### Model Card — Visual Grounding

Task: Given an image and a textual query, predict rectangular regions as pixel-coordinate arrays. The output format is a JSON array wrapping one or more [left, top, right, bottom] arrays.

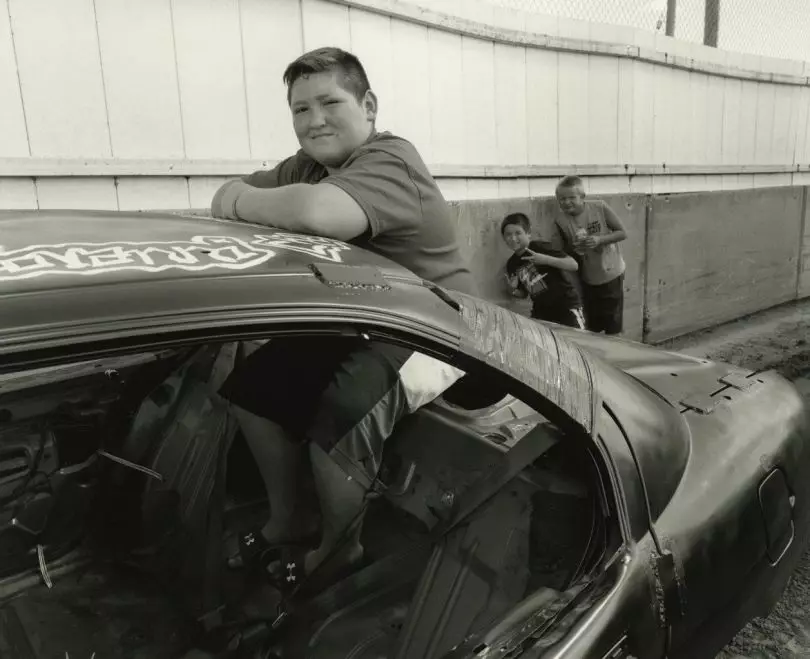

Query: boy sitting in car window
[[210, 47, 476, 589]]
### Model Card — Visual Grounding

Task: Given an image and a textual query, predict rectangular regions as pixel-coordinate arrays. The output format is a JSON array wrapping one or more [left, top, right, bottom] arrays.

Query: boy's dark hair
[[501, 212, 531, 235], [283, 47, 371, 104], [557, 175, 585, 191]]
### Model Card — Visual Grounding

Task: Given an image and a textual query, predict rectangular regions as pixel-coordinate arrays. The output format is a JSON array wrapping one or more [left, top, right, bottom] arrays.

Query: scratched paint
[[455, 293, 594, 433], [0, 233, 351, 281]]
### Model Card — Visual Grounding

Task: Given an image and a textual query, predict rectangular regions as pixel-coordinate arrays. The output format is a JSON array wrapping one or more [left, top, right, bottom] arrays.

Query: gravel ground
[[657, 300, 810, 659]]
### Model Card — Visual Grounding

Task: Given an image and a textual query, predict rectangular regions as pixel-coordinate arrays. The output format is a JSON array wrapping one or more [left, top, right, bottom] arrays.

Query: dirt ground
[[657, 299, 810, 659], [659, 299, 810, 382]]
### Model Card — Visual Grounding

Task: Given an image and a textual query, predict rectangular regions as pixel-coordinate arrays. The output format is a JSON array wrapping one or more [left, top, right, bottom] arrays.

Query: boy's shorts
[[219, 337, 463, 487], [582, 273, 624, 335], [532, 305, 586, 330]]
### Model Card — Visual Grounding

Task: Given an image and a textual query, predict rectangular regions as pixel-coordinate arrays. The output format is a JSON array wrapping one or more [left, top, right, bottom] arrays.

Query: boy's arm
[[212, 182, 369, 241], [597, 203, 627, 246], [210, 154, 370, 241], [211, 155, 297, 216], [522, 249, 579, 272], [553, 220, 576, 256]]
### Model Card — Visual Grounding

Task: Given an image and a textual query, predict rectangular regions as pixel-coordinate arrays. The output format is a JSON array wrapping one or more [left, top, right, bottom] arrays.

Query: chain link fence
[[716, 0, 808, 63], [444, 0, 810, 63], [486, 0, 669, 33]]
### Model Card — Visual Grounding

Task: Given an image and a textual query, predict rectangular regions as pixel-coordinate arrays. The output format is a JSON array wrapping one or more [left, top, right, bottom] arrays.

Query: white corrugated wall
[[1, 0, 809, 209]]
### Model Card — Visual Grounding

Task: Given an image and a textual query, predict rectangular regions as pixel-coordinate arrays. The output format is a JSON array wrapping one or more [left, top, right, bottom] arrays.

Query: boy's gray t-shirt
[[242, 131, 476, 296], [555, 200, 626, 286]]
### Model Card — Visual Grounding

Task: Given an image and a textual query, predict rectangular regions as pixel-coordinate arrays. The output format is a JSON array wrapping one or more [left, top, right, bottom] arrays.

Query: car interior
[[0, 336, 621, 658]]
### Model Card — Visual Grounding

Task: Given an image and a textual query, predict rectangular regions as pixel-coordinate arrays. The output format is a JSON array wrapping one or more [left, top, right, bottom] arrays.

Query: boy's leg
[[232, 407, 302, 544], [305, 344, 464, 571], [307, 442, 366, 573], [219, 337, 357, 549], [221, 337, 464, 574], [600, 274, 624, 335], [565, 306, 587, 330], [586, 275, 624, 335], [580, 283, 600, 332]]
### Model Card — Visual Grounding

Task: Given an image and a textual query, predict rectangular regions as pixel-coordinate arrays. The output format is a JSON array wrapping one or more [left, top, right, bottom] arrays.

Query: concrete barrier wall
[[645, 188, 804, 341], [800, 197, 810, 299], [450, 185, 808, 343]]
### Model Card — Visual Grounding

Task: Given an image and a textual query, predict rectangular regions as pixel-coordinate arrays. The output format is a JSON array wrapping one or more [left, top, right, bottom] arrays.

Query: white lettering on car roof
[[0, 233, 351, 281]]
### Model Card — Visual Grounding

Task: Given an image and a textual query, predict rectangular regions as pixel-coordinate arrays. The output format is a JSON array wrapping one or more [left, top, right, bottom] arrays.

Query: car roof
[[0, 210, 463, 352], [0, 210, 418, 292], [0, 208, 430, 322]]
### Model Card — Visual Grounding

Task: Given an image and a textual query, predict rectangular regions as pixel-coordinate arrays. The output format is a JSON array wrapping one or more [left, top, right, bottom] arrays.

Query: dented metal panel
[[455, 293, 594, 433]]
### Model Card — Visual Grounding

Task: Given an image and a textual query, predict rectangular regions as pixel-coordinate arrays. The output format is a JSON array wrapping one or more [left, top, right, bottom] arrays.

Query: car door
[[485, 404, 665, 659]]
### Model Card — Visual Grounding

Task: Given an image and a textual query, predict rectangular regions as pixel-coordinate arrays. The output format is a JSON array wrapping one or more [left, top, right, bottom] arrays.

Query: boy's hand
[[579, 235, 601, 250], [504, 273, 524, 297], [505, 272, 521, 290], [521, 249, 554, 266]]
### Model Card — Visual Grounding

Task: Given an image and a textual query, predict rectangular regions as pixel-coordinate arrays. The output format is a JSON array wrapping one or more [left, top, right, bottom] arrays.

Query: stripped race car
[[0, 210, 808, 659]]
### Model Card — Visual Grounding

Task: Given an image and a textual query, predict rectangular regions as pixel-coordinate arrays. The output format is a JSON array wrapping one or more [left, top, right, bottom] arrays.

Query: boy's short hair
[[501, 212, 531, 235], [283, 47, 371, 104], [556, 175, 585, 193]]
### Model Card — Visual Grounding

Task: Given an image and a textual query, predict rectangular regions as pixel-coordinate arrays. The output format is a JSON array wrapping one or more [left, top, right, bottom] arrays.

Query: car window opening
[[0, 336, 624, 658]]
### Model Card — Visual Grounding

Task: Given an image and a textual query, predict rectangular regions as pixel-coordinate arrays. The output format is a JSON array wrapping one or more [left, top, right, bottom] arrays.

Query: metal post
[[665, 0, 677, 36], [704, 0, 719, 47]]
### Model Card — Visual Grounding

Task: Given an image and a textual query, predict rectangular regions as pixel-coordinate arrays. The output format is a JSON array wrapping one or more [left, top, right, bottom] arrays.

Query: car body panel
[[522, 544, 662, 659], [556, 326, 810, 657], [661, 373, 810, 656], [570, 336, 693, 526], [1, 210, 809, 659]]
